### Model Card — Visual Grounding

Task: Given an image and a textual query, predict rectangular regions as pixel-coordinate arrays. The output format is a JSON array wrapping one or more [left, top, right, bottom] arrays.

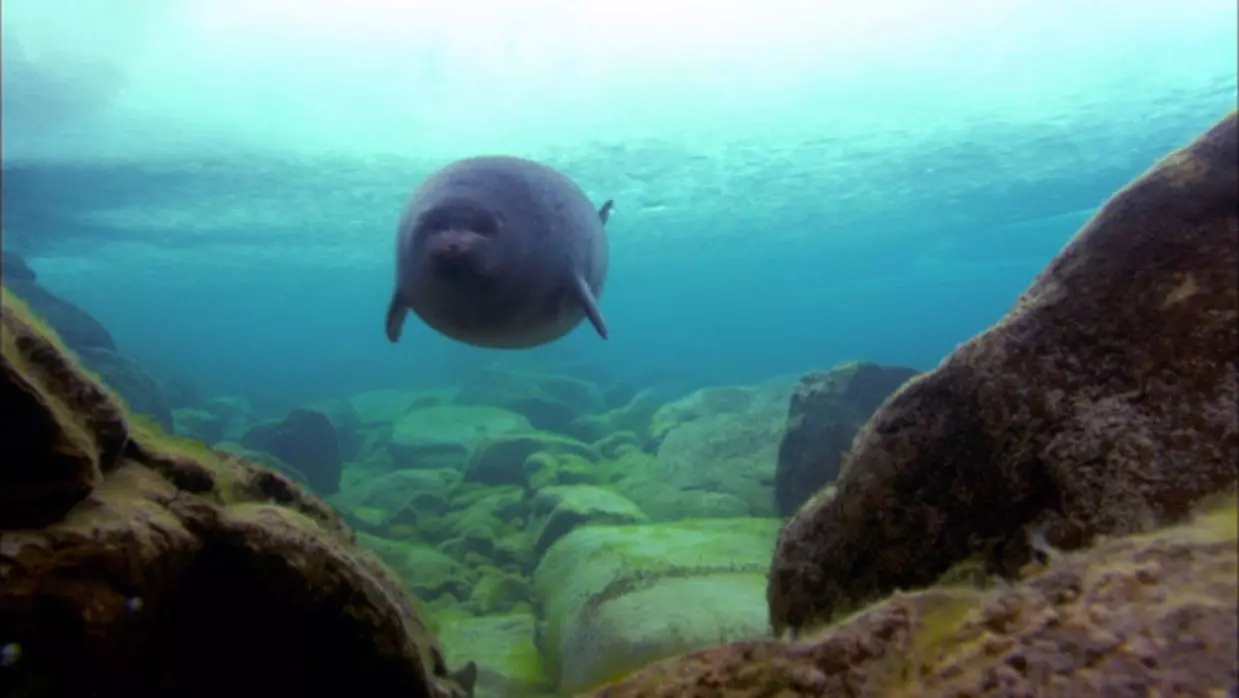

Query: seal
[[385, 155, 613, 349]]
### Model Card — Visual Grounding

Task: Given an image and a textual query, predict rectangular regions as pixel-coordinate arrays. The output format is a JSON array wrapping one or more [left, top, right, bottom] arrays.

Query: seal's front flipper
[[385, 292, 408, 343], [572, 274, 609, 339], [598, 199, 615, 226]]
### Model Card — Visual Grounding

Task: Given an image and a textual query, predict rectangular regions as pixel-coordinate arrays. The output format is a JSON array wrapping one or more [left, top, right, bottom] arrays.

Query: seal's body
[[385, 155, 613, 349]]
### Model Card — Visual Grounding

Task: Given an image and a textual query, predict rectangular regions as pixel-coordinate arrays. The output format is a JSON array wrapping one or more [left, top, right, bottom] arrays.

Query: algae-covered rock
[[173, 407, 224, 444], [240, 408, 343, 494], [302, 396, 364, 460], [358, 533, 475, 601], [389, 405, 532, 471], [768, 111, 1239, 636], [466, 569, 532, 614], [588, 500, 1239, 697], [563, 389, 664, 444], [775, 361, 919, 516], [349, 388, 449, 425], [201, 395, 255, 440], [2, 261, 116, 354], [329, 468, 461, 531], [533, 518, 780, 693], [437, 612, 548, 698], [456, 368, 606, 432], [0, 289, 461, 698], [530, 485, 648, 557], [75, 346, 175, 430], [647, 381, 795, 450], [606, 451, 753, 521], [465, 432, 600, 486], [0, 293, 129, 529]]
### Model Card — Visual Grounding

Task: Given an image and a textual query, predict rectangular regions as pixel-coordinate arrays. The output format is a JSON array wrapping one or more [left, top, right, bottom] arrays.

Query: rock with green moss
[[530, 485, 648, 557], [328, 467, 461, 533], [586, 500, 1239, 698], [456, 368, 607, 432], [467, 568, 533, 614], [359, 533, 476, 601], [646, 380, 795, 450], [202, 395, 256, 440], [563, 389, 665, 444], [466, 432, 600, 486], [173, 407, 224, 444], [533, 518, 780, 693], [446, 485, 530, 541], [388, 404, 532, 472], [215, 441, 310, 486], [437, 612, 550, 698], [349, 388, 452, 426], [1, 291, 459, 696], [302, 396, 364, 459]]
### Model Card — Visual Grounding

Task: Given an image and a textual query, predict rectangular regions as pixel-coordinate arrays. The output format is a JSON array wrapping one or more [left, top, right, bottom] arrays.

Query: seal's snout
[[427, 228, 490, 281]]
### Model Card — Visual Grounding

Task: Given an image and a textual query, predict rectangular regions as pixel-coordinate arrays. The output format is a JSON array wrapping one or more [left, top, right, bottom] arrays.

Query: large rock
[[240, 408, 343, 495], [436, 613, 546, 698], [2, 262, 116, 355], [388, 405, 532, 471], [529, 485, 648, 557], [0, 291, 472, 698], [75, 347, 175, 431], [768, 110, 1239, 634], [533, 518, 780, 694], [775, 361, 919, 516], [587, 501, 1239, 697], [464, 432, 599, 486], [456, 368, 606, 432]]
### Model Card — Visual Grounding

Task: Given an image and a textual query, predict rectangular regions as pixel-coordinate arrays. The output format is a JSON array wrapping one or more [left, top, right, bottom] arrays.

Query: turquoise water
[[2, 1, 1237, 695]]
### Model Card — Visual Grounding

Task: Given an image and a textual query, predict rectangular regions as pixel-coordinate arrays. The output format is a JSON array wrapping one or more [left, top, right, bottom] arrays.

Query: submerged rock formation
[[588, 500, 1239, 697], [775, 361, 920, 516], [0, 293, 475, 698], [768, 109, 1239, 634]]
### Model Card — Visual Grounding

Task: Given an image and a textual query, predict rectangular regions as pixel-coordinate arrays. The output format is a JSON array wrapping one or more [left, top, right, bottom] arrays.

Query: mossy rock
[[466, 432, 600, 486], [389, 405, 532, 471]]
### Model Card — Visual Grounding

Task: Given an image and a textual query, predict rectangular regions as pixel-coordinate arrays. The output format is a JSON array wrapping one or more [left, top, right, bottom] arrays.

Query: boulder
[[587, 501, 1239, 697], [529, 485, 648, 557], [388, 405, 531, 471], [456, 368, 606, 432], [240, 408, 343, 495], [533, 518, 780, 693], [173, 408, 224, 445], [75, 347, 175, 431], [768, 110, 1239, 634], [465, 432, 599, 486], [0, 291, 469, 698], [775, 361, 919, 516]]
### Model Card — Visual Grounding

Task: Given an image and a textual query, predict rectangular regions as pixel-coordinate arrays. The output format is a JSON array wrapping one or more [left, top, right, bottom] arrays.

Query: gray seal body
[[385, 155, 613, 349]]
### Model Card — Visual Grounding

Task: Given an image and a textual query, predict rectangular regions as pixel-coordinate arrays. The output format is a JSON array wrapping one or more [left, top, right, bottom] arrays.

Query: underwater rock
[[349, 387, 450, 426], [466, 569, 532, 615], [436, 612, 547, 698], [240, 408, 343, 494], [3, 270, 116, 354], [0, 294, 130, 529], [455, 368, 606, 433], [201, 395, 256, 440], [647, 402, 788, 517], [647, 380, 796, 451], [605, 451, 753, 522], [329, 468, 462, 534], [562, 388, 665, 444], [533, 518, 780, 694], [768, 110, 1239, 635], [172, 407, 224, 444], [587, 501, 1239, 697], [389, 405, 532, 471], [75, 346, 175, 431], [775, 361, 920, 516], [529, 485, 649, 557], [0, 291, 465, 698], [302, 396, 364, 460], [357, 533, 476, 601], [1, 251, 38, 282], [465, 432, 600, 486]]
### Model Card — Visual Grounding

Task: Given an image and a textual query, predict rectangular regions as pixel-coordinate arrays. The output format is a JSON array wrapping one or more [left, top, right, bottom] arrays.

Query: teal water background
[[2, 0, 1236, 413]]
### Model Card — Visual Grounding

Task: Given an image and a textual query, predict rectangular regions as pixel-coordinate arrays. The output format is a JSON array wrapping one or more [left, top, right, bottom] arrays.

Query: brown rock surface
[[0, 292, 471, 698], [775, 362, 920, 516], [768, 110, 1239, 633], [586, 500, 1239, 697]]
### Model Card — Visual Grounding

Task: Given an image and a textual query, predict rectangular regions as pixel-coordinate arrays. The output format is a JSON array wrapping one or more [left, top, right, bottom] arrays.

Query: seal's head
[[424, 227, 496, 283], [413, 201, 506, 291]]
